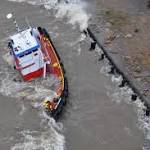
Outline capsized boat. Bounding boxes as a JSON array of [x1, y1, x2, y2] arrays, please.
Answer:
[[7, 14, 68, 119]]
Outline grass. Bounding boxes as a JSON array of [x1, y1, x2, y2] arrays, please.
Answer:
[[104, 9, 129, 28]]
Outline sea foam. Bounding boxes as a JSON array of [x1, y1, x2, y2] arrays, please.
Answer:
[[8, 0, 90, 31]]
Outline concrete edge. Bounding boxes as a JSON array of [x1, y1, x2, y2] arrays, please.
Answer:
[[87, 27, 150, 112]]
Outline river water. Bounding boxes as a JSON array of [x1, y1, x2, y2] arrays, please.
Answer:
[[0, 0, 149, 150]]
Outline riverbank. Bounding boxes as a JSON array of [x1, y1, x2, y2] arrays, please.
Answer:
[[0, 0, 146, 149], [86, 0, 150, 107]]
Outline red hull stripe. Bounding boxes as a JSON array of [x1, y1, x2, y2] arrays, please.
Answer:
[[15, 32, 64, 97], [23, 68, 43, 81]]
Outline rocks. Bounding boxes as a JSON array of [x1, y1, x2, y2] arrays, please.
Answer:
[[134, 28, 139, 33], [134, 65, 142, 73], [125, 33, 133, 38], [131, 94, 137, 101], [134, 71, 150, 78], [105, 28, 116, 44], [143, 89, 150, 97], [123, 56, 131, 61], [124, 29, 139, 38], [89, 41, 97, 51], [105, 22, 112, 28]]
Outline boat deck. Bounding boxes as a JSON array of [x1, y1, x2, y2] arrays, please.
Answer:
[[40, 34, 64, 97]]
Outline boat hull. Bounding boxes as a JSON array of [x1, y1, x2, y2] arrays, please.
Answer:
[[10, 27, 68, 119], [23, 68, 44, 81], [39, 27, 69, 119]]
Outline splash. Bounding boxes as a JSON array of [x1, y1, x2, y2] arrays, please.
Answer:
[[8, 0, 90, 31], [1, 51, 65, 150], [11, 110, 65, 150], [100, 59, 150, 150], [55, 1, 89, 31], [0, 67, 56, 101], [1, 52, 57, 101]]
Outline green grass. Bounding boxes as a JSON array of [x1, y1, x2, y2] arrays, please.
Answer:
[[104, 9, 129, 28]]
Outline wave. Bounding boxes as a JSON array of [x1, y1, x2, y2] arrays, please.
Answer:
[[1, 50, 65, 150], [100, 57, 150, 150], [11, 111, 65, 150], [8, 0, 90, 31]]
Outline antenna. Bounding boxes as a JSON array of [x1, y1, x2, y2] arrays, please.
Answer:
[[25, 17, 31, 28], [6, 12, 20, 32]]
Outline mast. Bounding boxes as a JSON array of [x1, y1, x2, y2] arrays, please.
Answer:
[[6, 13, 20, 32], [25, 17, 31, 29]]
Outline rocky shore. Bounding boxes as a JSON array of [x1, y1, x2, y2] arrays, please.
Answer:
[[86, 0, 150, 108]]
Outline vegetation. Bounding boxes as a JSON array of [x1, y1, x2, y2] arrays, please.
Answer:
[[148, 0, 150, 9], [104, 9, 129, 28]]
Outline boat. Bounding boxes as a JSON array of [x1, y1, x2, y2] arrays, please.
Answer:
[[7, 13, 68, 119]]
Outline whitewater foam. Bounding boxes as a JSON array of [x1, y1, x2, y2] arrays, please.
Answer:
[[8, 0, 90, 31], [11, 129, 65, 150], [100, 59, 150, 150], [55, 2, 89, 31], [0, 52, 57, 101], [1, 50, 65, 150], [10, 104, 65, 150]]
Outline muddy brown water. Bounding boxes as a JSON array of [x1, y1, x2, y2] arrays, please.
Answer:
[[0, 0, 146, 150]]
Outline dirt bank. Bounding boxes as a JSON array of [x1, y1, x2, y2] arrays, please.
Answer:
[[86, 0, 150, 103]]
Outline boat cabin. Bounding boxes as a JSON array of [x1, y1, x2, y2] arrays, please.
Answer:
[[9, 28, 45, 80]]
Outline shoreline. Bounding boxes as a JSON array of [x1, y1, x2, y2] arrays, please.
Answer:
[[87, 26, 150, 114], [85, 0, 150, 114]]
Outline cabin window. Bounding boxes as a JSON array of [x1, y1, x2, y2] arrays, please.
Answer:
[[34, 53, 38, 56], [14, 47, 18, 51], [19, 54, 24, 58], [19, 51, 31, 58], [25, 51, 32, 55], [18, 48, 38, 58], [33, 49, 38, 52]]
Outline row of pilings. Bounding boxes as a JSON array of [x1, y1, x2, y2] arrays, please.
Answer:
[[86, 27, 150, 116]]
